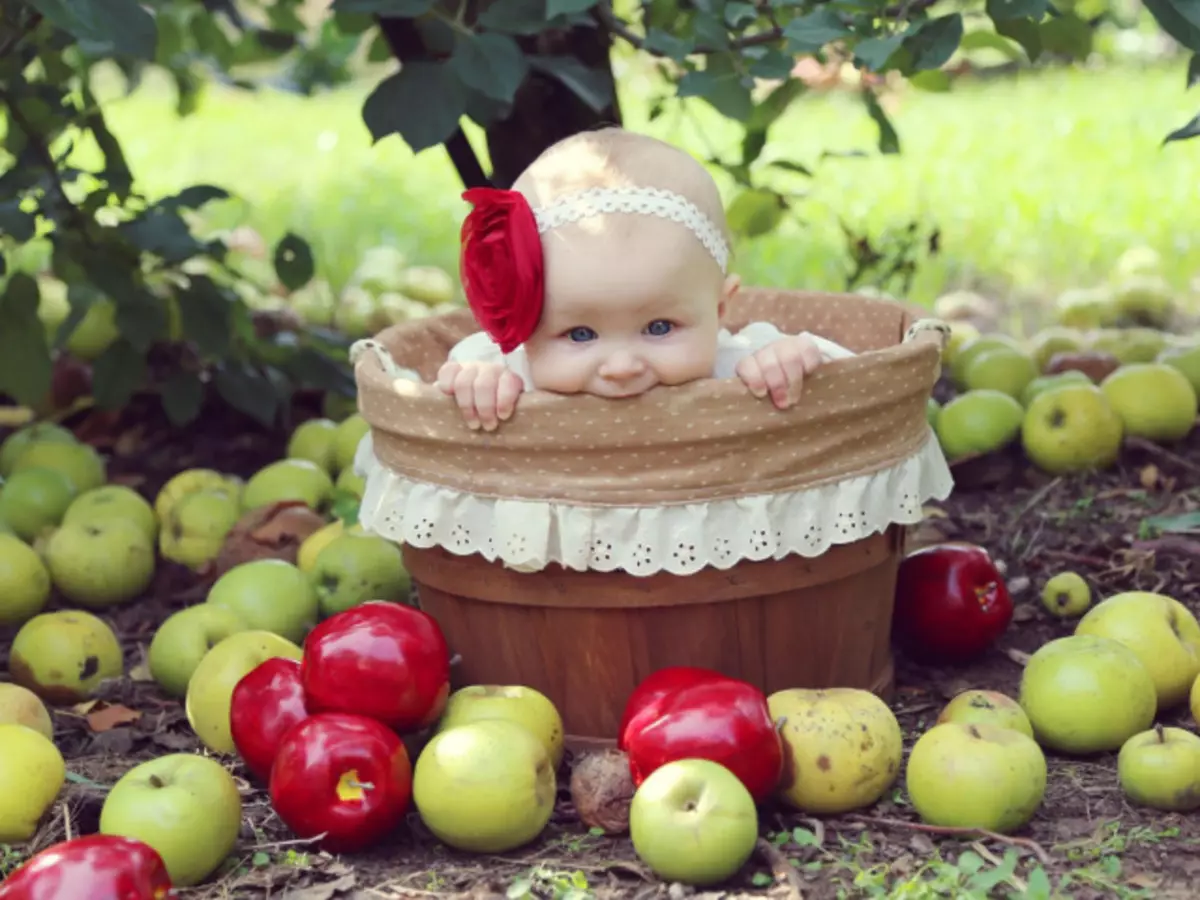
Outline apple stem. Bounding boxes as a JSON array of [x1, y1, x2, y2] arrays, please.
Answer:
[[967, 724, 982, 740], [1155, 723, 1166, 743], [346, 779, 375, 791]]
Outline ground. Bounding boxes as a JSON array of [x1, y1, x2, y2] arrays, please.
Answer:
[[2, 384, 1198, 900]]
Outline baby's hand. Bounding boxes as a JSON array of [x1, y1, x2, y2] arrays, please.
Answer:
[[736, 335, 825, 410], [436, 360, 525, 431]]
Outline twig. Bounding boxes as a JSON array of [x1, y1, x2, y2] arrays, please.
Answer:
[[843, 814, 1052, 866], [1036, 549, 1109, 569], [755, 838, 804, 899], [60, 802, 72, 842], [1124, 435, 1200, 477], [247, 832, 329, 852], [1012, 477, 1062, 526], [1132, 536, 1200, 560]]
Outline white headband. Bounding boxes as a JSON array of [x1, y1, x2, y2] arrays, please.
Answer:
[[531, 187, 731, 274]]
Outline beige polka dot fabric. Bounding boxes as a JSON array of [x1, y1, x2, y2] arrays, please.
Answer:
[[356, 289, 944, 506]]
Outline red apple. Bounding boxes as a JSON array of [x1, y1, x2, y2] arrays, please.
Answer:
[[0, 834, 174, 900], [892, 541, 1013, 665], [624, 676, 784, 803], [231, 656, 309, 783], [301, 601, 450, 733], [617, 666, 732, 750], [269, 712, 413, 853]]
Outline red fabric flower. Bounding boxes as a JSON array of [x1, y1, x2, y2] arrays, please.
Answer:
[[459, 187, 544, 354]]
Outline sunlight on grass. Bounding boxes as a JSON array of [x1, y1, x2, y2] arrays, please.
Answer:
[[88, 58, 1198, 306]]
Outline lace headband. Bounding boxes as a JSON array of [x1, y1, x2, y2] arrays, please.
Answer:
[[459, 186, 732, 354]]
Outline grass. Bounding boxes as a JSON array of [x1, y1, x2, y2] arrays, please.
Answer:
[[76, 53, 1199, 308]]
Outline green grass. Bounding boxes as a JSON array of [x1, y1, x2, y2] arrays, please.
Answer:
[[82, 55, 1199, 307]]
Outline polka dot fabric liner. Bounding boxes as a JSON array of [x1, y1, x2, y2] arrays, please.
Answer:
[[352, 288, 955, 575]]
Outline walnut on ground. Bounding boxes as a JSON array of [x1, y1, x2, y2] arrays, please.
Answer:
[[569, 748, 635, 835]]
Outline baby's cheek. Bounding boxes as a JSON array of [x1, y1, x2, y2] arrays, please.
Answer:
[[527, 346, 588, 392]]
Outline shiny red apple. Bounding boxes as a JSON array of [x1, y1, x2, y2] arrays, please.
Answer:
[[301, 601, 451, 733], [892, 541, 1013, 665], [230, 656, 310, 783], [0, 834, 174, 900], [269, 712, 413, 853], [617, 665, 733, 750]]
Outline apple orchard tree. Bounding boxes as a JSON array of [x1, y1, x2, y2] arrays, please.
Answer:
[[0, 0, 1197, 429]]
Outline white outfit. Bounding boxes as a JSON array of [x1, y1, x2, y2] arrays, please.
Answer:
[[447, 321, 857, 389]]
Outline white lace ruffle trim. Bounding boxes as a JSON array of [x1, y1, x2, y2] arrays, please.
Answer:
[[354, 431, 954, 576]]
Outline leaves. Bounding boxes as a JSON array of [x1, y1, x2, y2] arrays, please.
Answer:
[[1164, 111, 1200, 143], [478, 0, 557, 34], [177, 276, 234, 358], [274, 232, 316, 291], [862, 88, 900, 154], [27, 0, 158, 59], [213, 361, 283, 427], [0, 274, 52, 407], [678, 55, 753, 120], [92, 339, 147, 410], [0, 200, 37, 243], [726, 188, 787, 238], [527, 56, 613, 112], [330, 0, 436, 12], [160, 370, 206, 426], [783, 9, 853, 53], [450, 33, 529, 104], [1142, 0, 1200, 51], [362, 62, 468, 151], [1190, 52, 1200, 87], [903, 14, 964, 71], [546, 0, 600, 15]]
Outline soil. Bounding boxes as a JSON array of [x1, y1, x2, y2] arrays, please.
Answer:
[[3, 388, 1200, 900]]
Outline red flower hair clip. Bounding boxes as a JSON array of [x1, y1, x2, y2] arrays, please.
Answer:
[[459, 187, 544, 354]]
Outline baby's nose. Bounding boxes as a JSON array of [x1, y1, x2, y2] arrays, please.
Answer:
[[599, 351, 645, 380]]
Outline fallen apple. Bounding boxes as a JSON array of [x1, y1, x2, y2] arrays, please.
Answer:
[[159, 487, 243, 571], [0, 834, 173, 900], [1101, 363, 1197, 443], [436, 684, 565, 769], [241, 459, 334, 513], [1026, 327, 1085, 373], [1020, 382, 1124, 475], [0, 683, 54, 741], [0, 466, 77, 542], [0, 422, 76, 477], [0, 722, 66, 842], [10, 440, 106, 494], [287, 418, 339, 474], [310, 532, 411, 617], [936, 689, 1034, 740], [9, 610, 124, 704], [958, 346, 1038, 400], [905, 721, 1047, 833], [205, 558, 320, 644], [628, 758, 758, 887], [412, 718, 555, 852], [1159, 342, 1200, 394], [99, 753, 242, 887], [934, 390, 1025, 460], [62, 484, 158, 544], [1040, 571, 1092, 618], [618, 666, 732, 751], [230, 656, 309, 783], [44, 519, 156, 609], [154, 468, 242, 524], [148, 604, 249, 698], [332, 414, 371, 475], [0, 533, 51, 626], [1019, 370, 1091, 408], [335, 467, 366, 499], [948, 335, 1025, 387], [1117, 724, 1200, 812], [1044, 349, 1121, 383]]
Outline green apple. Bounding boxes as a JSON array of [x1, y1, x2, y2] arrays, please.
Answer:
[[99, 753, 242, 886], [333, 414, 370, 475], [10, 440, 106, 493], [943, 322, 980, 367], [1020, 383, 1124, 475], [0, 423, 76, 477], [185, 630, 303, 754], [397, 265, 456, 306], [1101, 363, 1197, 442], [0, 683, 54, 740], [9, 610, 124, 704], [159, 487, 242, 570], [154, 468, 243, 524], [0, 534, 51, 626], [1113, 245, 1162, 279], [335, 466, 366, 499], [1020, 370, 1091, 408], [348, 245, 409, 295], [959, 346, 1038, 399], [1117, 725, 1200, 812], [332, 286, 377, 337], [629, 758, 759, 886], [241, 459, 334, 512], [436, 685, 565, 769], [0, 466, 77, 541], [287, 418, 339, 474], [206, 558, 320, 643], [1018, 634, 1157, 754], [1075, 590, 1200, 710], [310, 533, 410, 617], [148, 605, 249, 698], [1041, 571, 1091, 618], [935, 689, 1034, 739], [1088, 327, 1170, 365], [297, 519, 361, 573], [948, 334, 1024, 387], [1110, 274, 1175, 327], [412, 718, 556, 852], [37, 275, 70, 343], [1053, 286, 1117, 330], [1158, 343, 1200, 395], [0, 723, 66, 842], [44, 519, 156, 608], [1026, 327, 1084, 373], [62, 484, 158, 544], [65, 297, 121, 360], [905, 722, 1047, 834], [935, 390, 1025, 460]]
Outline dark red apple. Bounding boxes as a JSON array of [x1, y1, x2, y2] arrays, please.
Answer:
[[0, 834, 174, 900], [892, 541, 1013, 665], [617, 665, 733, 750], [269, 712, 413, 853], [301, 601, 450, 733], [230, 656, 309, 783]]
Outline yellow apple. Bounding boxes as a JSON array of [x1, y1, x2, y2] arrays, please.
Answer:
[[1110, 274, 1175, 327], [933, 289, 994, 322], [959, 347, 1038, 399], [206, 558, 320, 643], [436, 685, 565, 769], [9, 610, 124, 704], [0, 723, 65, 842], [0, 683, 54, 740], [1101, 363, 1197, 442], [935, 389, 1025, 460], [1112, 244, 1162, 279], [148, 604, 249, 698], [333, 414, 371, 475], [241, 459, 334, 512], [1020, 383, 1123, 475], [1158, 343, 1200, 394], [0, 467, 77, 542], [936, 689, 1033, 739], [1040, 571, 1091, 618], [62, 485, 158, 544], [10, 440, 106, 494], [159, 487, 242, 570], [286, 418, 339, 474], [1053, 286, 1117, 330], [44, 519, 156, 609], [1117, 725, 1200, 812], [154, 469, 242, 523], [1020, 370, 1091, 408], [0, 533, 51, 626], [0, 423, 76, 478], [1026, 327, 1084, 373]]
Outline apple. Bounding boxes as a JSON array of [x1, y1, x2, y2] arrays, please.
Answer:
[[1053, 285, 1117, 330], [0, 722, 66, 842], [1026, 327, 1085, 373], [397, 265, 456, 305], [1101, 363, 1197, 442], [242, 459, 334, 512], [65, 297, 121, 361], [934, 390, 1025, 460], [1110, 273, 1175, 327], [1018, 634, 1157, 754], [905, 722, 1047, 833], [347, 245, 409, 294], [892, 542, 1012, 665], [628, 758, 758, 886], [1117, 725, 1200, 812], [154, 468, 242, 523], [206, 558, 320, 644], [184, 630, 303, 754], [301, 601, 450, 732], [436, 685, 565, 769], [1040, 571, 1091, 618], [0, 422, 76, 477], [44, 519, 156, 609], [335, 466, 366, 499], [61, 484, 158, 544], [297, 518, 356, 573], [1159, 342, 1200, 394], [9, 610, 124, 704], [1020, 382, 1124, 475], [412, 718, 556, 852], [230, 657, 309, 783], [287, 418, 339, 474], [936, 689, 1034, 739], [310, 532, 410, 617], [959, 346, 1038, 399], [1044, 349, 1121, 383], [0, 683, 54, 740], [1020, 370, 1091, 407], [0, 533, 51, 626], [99, 753, 242, 887], [1088, 327, 1170, 366], [333, 414, 371, 475], [159, 487, 243, 570], [948, 334, 1024, 387], [1075, 590, 1200, 710], [148, 604, 249, 698], [618, 667, 732, 751], [925, 396, 940, 427], [10, 440, 106, 494], [0, 466, 77, 542], [0, 834, 174, 900], [768, 687, 902, 814], [1113, 244, 1162, 279], [942, 322, 980, 367]]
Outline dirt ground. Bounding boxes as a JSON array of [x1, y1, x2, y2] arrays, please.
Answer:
[[2, 387, 1199, 900]]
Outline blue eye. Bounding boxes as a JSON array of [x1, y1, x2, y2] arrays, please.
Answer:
[[567, 326, 597, 342], [645, 320, 673, 336]]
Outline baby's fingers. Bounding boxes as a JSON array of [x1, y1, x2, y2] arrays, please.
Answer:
[[735, 355, 769, 399], [452, 366, 485, 430], [436, 361, 463, 395], [753, 349, 791, 408], [495, 371, 524, 422]]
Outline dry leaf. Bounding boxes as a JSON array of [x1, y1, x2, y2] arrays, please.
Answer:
[[921, 505, 948, 519], [128, 660, 154, 682], [1011, 602, 1037, 623], [1004, 648, 1032, 667], [87, 704, 142, 733], [70, 699, 100, 715]]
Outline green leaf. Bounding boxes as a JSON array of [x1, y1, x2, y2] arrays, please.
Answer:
[[546, 0, 599, 15], [159, 185, 231, 212], [909, 69, 951, 91], [783, 8, 853, 53], [987, 0, 1048, 18], [331, 0, 436, 13], [28, 0, 158, 59], [862, 88, 900, 154], [1039, 12, 1093, 57], [214, 362, 282, 427], [450, 33, 529, 104], [527, 56, 613, 111], [160, 370, 205, 426], [331, 489, 362, 525], [119, 208, 205, 264], [478, 0, 553, 34], [1164, 111, 1200, 143], [362, 62, 467, 151], [747, 48, 796, 80], [274, 233, 315, 292], [854, 33, 906, 71], [726, 188, 787, 238], [1189, 53, 1200, 87], [678, 56, 753, 120], [1141, 0, 1200, 51], [902, 14, 964, 71], [0, 201, 37, 243], [285, 347, 356, 395], [0, 274, 52, 407], [994, 16, 1042, 60], [113, 288, 169, 352], [958, 30, 1024, 60], [178, 276, 234, 357], [725, 2, 758, 26], [643, 28, 694, 59], [693, 10, 731, 49], [91, 339, 146, 410]]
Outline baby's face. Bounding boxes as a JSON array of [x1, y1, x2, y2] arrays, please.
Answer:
[[523, 223, 734, 398]]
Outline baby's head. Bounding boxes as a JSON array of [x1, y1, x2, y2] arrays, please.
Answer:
[[461, 128, 739, 398]]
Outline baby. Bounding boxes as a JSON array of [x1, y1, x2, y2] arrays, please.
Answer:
[[438, 127, 855, 431]]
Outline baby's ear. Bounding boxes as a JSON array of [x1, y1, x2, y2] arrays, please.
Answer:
[[720, 273, 741, 317]]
